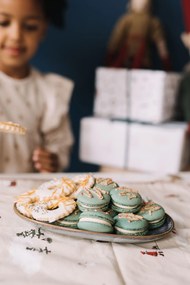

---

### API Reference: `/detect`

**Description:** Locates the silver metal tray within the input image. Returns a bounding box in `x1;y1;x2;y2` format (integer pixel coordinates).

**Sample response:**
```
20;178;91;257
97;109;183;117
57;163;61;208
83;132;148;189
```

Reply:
14;203;174;243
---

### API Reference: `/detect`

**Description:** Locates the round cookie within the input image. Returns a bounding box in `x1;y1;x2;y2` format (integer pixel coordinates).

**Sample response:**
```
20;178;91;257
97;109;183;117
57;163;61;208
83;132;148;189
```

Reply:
94;177;118;193
54;209;82;228
137;201;166;229
36;177;76;199
16;197;77;223
0;121;27;135
72;174;95;198
77;210;115;233
77;187;110;212
114;213;149;236
110;187;143;213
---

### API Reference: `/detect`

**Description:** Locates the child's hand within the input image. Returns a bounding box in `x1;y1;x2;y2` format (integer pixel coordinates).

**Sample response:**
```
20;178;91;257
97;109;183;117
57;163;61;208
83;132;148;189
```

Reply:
32;147;59;173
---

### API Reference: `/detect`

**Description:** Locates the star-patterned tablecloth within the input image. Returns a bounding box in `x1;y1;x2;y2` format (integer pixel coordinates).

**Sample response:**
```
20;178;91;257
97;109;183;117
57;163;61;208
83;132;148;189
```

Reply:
0;172;190;285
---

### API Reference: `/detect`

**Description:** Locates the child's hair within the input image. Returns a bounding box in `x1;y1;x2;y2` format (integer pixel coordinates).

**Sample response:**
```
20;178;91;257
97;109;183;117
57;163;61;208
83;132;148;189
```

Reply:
40;0;68;28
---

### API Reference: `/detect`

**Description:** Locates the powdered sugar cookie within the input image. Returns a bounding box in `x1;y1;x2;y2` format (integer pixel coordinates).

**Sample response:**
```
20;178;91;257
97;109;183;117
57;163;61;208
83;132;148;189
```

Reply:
0;121;26;135
16;182;77;222
37;177;76;199
16;194;39;218
72;174;95;198
30;197;76;223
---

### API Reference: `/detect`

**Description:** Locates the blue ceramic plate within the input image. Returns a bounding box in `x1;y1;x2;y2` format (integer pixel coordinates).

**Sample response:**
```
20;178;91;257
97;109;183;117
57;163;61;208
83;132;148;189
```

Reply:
14;203;174;243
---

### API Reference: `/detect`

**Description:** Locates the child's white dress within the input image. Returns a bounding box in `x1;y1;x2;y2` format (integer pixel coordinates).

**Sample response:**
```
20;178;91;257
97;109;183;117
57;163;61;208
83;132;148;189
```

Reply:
0;68;74;173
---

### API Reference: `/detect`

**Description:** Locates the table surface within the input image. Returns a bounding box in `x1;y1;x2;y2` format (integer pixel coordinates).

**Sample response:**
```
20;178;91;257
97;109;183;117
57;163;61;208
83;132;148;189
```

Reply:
0;172;190;285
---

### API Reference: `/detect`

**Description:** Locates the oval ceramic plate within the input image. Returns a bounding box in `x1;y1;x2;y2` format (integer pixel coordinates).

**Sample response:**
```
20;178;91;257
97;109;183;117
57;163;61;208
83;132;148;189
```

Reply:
14;203;174;243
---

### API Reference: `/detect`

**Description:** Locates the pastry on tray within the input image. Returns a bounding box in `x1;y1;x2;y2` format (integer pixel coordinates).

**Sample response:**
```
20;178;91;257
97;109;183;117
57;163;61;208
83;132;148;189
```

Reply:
77;187;111;212
0;121;27;135
137;200;166;229
15;173;169;236
114;213;149;236
78;210;115;233
54;209;82;229
110;187;143;213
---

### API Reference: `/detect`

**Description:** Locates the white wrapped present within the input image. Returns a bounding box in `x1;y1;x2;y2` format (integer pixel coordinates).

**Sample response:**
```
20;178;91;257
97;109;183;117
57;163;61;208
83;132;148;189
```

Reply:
129;69;181;123
94;67;181;123
94;67;129;119
79;117;190;174
79;117;128;168
128;122;190;173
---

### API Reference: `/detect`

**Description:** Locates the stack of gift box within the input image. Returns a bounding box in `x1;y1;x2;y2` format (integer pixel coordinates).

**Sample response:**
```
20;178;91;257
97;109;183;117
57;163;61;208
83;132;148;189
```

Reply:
79;67;190;174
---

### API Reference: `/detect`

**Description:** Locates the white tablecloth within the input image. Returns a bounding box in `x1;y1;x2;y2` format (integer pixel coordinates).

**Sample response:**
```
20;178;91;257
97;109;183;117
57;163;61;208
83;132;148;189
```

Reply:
0;172;190;285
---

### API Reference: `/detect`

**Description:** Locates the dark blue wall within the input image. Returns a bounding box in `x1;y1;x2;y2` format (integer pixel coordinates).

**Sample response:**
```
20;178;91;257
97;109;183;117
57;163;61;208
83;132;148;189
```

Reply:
31;0;188;172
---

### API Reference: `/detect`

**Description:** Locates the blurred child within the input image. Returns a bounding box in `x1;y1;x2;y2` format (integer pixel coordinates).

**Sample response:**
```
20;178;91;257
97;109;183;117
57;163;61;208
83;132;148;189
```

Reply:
0;0;74;173
106;0;170;70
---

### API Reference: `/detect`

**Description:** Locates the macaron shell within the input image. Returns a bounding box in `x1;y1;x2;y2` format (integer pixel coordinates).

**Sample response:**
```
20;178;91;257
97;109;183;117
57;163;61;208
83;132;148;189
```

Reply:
54;209;81;228
78;211;114;233
115;225;148;236
148;216;166;229
137;201;166;229
111;203;142;213
110;188;143;213
77;203;109;212
114;213;149;235
77;188;110;211
78;221;114;233
94;180;118;192
110;188;143;206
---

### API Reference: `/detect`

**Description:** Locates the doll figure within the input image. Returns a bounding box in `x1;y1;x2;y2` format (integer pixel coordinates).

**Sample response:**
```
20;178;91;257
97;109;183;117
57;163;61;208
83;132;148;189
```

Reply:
176;32;190;132
181;32;190;51
181;32;190;71
106;0;170;70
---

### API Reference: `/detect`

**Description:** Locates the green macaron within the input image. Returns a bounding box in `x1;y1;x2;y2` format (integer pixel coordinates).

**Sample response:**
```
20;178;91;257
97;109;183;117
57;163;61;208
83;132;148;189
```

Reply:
105;208;118;218
94;177;118;192
114;213;149;236
54;209;82;228
137;201;166;229
110;187;143;213
77;187;110;212
77;210;115;233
